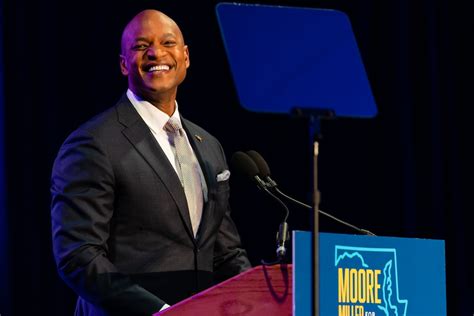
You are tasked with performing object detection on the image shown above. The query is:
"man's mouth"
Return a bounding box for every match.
[146,64,171,72]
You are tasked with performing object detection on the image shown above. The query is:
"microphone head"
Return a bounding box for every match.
[231,151,260,180]
[246,150,271,177]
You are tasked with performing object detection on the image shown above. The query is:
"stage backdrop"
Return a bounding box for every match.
[0,0,9,314]
[1,0,473,315]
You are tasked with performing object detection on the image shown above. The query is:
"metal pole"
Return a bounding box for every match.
[312,140,320,316]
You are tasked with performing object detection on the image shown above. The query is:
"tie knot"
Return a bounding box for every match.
[165,118,182,134]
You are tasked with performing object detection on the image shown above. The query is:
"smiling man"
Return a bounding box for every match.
[120,10,189,115]
[51,9,250,316]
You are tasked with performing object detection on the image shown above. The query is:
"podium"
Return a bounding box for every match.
[155,232,446,316]
[154,264,292,315]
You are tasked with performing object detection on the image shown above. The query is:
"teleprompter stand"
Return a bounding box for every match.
[216,3,377,315]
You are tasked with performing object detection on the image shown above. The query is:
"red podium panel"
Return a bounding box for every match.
[154,264,292,316]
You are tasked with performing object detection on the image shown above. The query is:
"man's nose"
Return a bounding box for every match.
[146,45,166,59]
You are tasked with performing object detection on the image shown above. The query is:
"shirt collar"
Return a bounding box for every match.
[126,89,183,134]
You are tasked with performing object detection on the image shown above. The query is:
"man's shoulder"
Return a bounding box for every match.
[59,95,134,148]
[78,106,119,133]
[72,95,131,137]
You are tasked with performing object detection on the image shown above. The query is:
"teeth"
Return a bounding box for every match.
[149,65,170,72]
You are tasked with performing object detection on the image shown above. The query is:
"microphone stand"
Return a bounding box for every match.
[259,183,291,266]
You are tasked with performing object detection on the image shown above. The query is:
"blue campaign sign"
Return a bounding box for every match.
[293,232,447,316]
[216,3,377,118]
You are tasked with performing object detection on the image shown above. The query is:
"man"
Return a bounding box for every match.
[51,9,251,316]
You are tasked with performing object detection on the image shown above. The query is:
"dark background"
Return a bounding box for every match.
[1,0,473,315]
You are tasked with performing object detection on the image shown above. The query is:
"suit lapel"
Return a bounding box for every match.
[115,96,195,242]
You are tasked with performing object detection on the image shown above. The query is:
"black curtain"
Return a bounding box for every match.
[1,0,473,315]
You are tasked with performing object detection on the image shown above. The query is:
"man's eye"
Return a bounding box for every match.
[163,41,176,47]
[132,44,148,50]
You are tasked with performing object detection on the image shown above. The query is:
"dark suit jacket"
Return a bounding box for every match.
[51,95,251,316]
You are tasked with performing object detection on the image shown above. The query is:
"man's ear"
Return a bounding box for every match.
[119,55,129,75]
[184,45,190,69]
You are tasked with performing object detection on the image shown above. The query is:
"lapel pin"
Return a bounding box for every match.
[194,134,203,142]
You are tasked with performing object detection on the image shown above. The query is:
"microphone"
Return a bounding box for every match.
[245,150,376,236]
[230,151,268,190]
[246,150,277,187]
[231,151,291,260]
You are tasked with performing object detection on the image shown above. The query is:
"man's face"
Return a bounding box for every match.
[120,11,189,100]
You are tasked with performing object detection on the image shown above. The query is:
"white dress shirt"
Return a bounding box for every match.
[126,89,208,202]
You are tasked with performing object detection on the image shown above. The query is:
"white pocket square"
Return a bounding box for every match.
[216,170,231,182]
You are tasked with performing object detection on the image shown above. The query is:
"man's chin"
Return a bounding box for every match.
[140,85,177,98]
